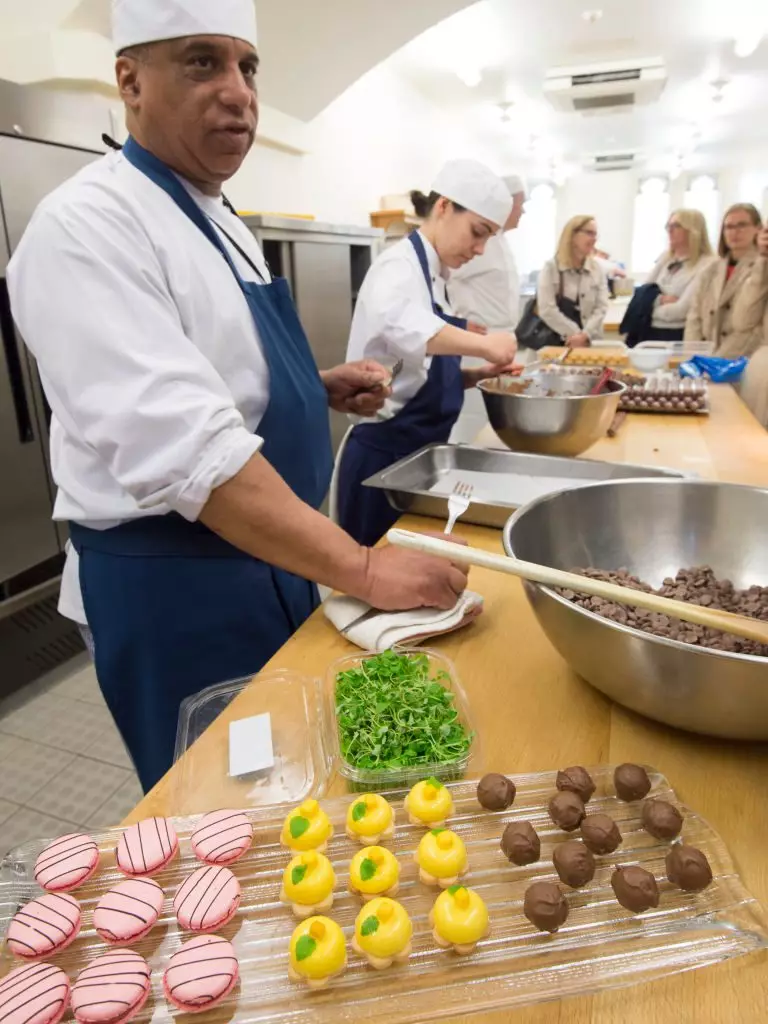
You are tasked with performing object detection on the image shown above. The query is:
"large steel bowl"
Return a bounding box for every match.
[503,479,768,740]
[479,372,626,456]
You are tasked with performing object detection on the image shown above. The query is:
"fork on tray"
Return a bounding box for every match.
[445,481,474,535]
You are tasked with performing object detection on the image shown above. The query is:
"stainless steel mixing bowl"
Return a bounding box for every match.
[503,479,768,740]
[479,372,626,456]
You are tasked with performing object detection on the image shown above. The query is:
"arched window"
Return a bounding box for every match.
[684,175,721,254]
[509,182,557,281]
[631,177,670,273]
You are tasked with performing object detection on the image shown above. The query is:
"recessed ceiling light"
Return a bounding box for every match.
[582,9,604,23]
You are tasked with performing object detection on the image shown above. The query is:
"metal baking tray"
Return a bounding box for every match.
[363,445,688,529]
[1,768,765,1024]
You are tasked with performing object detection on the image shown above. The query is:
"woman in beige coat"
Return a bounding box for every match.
[737,224,768,427]
[685,204,767,358]
[537,215,610,347]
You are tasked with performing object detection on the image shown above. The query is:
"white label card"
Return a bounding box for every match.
[229,713,275,777]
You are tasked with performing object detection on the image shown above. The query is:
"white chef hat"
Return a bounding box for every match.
[432,160,512,229]
[504,173,527,197]
[113,0,258,54]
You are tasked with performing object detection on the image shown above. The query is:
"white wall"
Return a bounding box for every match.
[226,63,499,225]
[555,170,638,266]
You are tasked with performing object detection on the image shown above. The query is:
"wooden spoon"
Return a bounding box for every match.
[387,529,768,647]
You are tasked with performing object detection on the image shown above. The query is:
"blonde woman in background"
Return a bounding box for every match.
[736,223,768,427]
[646,209,717,341]
[536,215,609,347]
[685,204,767,357]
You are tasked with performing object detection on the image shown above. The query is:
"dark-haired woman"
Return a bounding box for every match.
[336,160,518,546]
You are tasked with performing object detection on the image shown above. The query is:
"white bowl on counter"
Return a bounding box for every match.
[628,342,675,373]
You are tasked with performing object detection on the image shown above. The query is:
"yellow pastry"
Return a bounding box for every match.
[280,799,333,853]
[352,898,413,970]
[280,851,336,919]
[404,778,454,827]
[416,829,468,888]
[430,885,490,955]
[345,794,395,846]
[288,916,347,989]
[349,846,400,902]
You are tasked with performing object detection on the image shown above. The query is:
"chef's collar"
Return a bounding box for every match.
[417,230,450,281]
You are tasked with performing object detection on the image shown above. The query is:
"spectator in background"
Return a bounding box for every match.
[449,174,526,335]
[594,248,627,297]
[645,209,716,341]
[736,223,768,428]
[536,215,609,347]
[685,204,767,358]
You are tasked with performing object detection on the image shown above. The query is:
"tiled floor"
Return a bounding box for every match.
[0,655,143,861]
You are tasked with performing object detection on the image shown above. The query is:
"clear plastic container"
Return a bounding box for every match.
[323,647,479,791]
[172,669,331,817]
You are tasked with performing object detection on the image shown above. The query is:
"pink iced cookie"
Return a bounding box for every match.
[94,878,165,946]
[173,865,241,933]
[164,935,239,1014]
[0,963,71,1024]
[115,818,178,877]
[7,893,81,961]
[191,810,253,866]
[71,949,151,1024]
[34,834,99,893]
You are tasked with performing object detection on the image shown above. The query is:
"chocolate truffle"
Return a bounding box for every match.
[666,845,713,893]
[614,764,652,802]
[556,767,596,804]
[477,773,517,812]
[553,841,596,889]
[642,799,683,840]
[501,822,540,866]
[523,881,569,933]
[581,814,622,855]
[611,866,660,913]
[548,791,586,832]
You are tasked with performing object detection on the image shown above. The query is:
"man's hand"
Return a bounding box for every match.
[363,542,470,611]
[321,360,392,416]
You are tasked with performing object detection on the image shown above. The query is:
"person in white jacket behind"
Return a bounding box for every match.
[645,209,717,341]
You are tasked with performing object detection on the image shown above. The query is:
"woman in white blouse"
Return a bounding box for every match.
[646,209,716,341]
[536,215,610,347]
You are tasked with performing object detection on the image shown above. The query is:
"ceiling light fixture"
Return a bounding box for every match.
[456,66,482,88]
[734,35,762,58]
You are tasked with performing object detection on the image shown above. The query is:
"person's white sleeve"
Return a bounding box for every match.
[8,200,262,522]
[360,258,446,360]
[537,262,580,338]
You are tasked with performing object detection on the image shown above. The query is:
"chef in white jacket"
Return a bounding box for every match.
[449,174,526,333]
[7,0,469,792]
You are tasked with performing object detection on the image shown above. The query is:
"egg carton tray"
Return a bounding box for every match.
[619,373,710,416]
[1,766,766,1024]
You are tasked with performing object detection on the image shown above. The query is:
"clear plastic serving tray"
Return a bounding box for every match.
[2,766,766,1023]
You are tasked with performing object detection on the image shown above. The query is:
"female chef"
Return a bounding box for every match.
[337,160,519,546]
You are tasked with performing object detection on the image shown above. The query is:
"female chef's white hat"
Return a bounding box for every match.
[432,160,513,230]
[112,0,258,54]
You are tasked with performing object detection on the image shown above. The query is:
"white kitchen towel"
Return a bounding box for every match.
[323,591,484,652]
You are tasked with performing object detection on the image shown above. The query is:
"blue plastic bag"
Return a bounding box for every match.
[679,355,748,383]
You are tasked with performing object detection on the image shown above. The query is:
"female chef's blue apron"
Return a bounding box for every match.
[69,137,333,792]
[337,231,466,546]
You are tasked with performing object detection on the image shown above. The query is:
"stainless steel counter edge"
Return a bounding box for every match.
[240,214,383,238]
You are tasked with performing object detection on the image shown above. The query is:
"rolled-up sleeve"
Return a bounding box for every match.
[355,257,446,363]
[8,198,261,522]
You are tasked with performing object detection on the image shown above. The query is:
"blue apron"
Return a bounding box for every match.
[70,137,333,792]
[337,231,466,546]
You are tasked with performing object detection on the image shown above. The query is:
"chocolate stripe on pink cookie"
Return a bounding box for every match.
[174,866,241,933]
[7,894,81,961]
[94,878,164,946]
[191,811,253,866]
[34,835,99,893]
[0,962,70,1024]
[71,950,150,1024]
[116,818,178,877]
[163,935,239,1013]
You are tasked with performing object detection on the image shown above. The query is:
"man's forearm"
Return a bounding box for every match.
[199,452,371,599]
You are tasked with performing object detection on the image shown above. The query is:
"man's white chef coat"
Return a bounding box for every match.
[449,233,520,332]
[346,231,453,422]
[7,150,274,623]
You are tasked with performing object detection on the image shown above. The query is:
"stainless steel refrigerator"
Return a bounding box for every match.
[0,80,111,694]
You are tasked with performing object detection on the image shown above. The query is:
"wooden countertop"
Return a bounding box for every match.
[128,385,768,1023]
